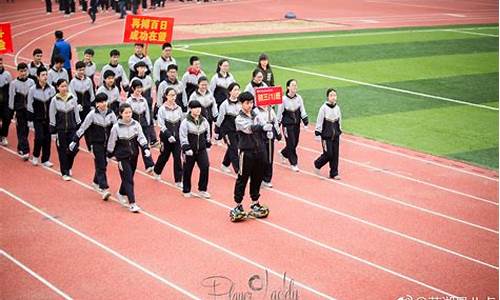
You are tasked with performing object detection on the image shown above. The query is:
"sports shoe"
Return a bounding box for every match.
[129,203,141,213]
[92,182,100,191]
[101,189,111,201]
[249,202,269,218]
[62,175,71,181]
[198,191,211,199]
[152,172,161,181]
[221,164,231,173]
[21,153,29,161]
[116,192,128,205]
[313,167,321,176]
[31,157,39,166]
[175,182,183,189]
[230,204,246,222]
[279,152,287,164]
[291,165,299,172]
[261,181,273,188]
[0,137,8,146]
[42,161,54,168]
[330,175,341,180]
[183,192,192,198]
[145,166,154,174]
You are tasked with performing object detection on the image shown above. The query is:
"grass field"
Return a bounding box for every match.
[79,24,499,169]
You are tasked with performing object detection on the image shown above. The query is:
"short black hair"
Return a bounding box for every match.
[134,43,144,48]
[75,61,86,70]
[167,64,178,72]
[227,82,240,93]
[103,70,115,79]
[55,78,67,88]
[130,79,143,90]
[197,76,208,84]
[163,87,177,99]
[84,48,95,56]
[109,49,120,57]
[17,62,28,70]
[326,88,337,97]
[119,103,132,115]
[238,91,254,103]
[252,68,263,78]
[54,55,65,64]
[36,66,48,76]
[94,93,108,103]
[189,56,200,65]
[33,48,43,56]
[55,30,63,39]
[162,42,172,50]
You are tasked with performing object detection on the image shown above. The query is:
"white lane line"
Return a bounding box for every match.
[443,28,499,37]
[0,147,336,300]
[0,188,201,300]
[0,248,73,300]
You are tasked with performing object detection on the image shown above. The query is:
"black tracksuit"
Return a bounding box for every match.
[107,119,149,203]
[214,98,241,173]
[75,108,117,189]
[179,114,211,193]
[9,77,36,155]
[233,110,268,203]
[314,102,342,178]
[154,103,184,182]
[126,95,155,169]
[27,82,56,163]
[49,93,81,176]
[277,93,308,166]
[254,106,280,183]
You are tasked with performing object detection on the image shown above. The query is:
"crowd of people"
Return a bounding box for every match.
[0,30,342,221]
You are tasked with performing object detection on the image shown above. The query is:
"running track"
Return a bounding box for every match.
[0,1,498,299]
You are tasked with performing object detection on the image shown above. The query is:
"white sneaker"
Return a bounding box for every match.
[42,161,54,168]
[152,172,161,181]
[198,191,211,199]
[21,153,29,161]
[92,183,100,191]
[314,167,321,176]
[116,192,128,205]
[221,164,231,173]
[62,175,71,181]
[262,181,273,188]
[291,165,299,172]
[145,166,154,174]
[129,203,141,213]
[0,137,8,146]
[279,152,287,164]
[183,192,192,198]
[101,189,111,201]
[31,157,39,166]
[175,182,183,189]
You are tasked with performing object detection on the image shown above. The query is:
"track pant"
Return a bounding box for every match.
[222,132,239,173]
[234,150,266,203]
[0,99,12,138]
[154,138,182,183]
[118,153,138,203]
[45,0,52,12]
[263,138,274,183]
[14,109,30,155]
[314,137,340,178]
[79,106,92,150]
[56,130,77,176]
[146,98,157,144]
[33,120,51,163]
[140,124,155,169]
[182,150,209,193]
[280,124,300,166]
[91,143,109,189]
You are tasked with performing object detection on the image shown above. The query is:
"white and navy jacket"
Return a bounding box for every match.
[107,119,148,160]
[315,102,342,139]
[181,70,206,99]
[235,110,266,152]
[253,106,280,140]
[49,93,81,132]
[244,81,267,97]
[179,114,211,153]
[188,90,218,123]
[69,75,95,108]
[153,56,176,84]
[8,77,35,111]
[47,67,69,88]
[157,103,184,141]
[128,54,153,77]
[130,75,153,102]
[75,107,117,145]
[126,95,151,127]
[209,72,235,105]
[277,93,308,126]
[27,82,56,121]
[96,84,121,115]
[157,78,187,111]
[0,68,12,105]
[85,61,96,80]
[101,63,129,89]
[215,98,241,137]
[28,61,46,80]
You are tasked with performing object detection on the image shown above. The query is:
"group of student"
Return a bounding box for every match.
[0,42,342,221]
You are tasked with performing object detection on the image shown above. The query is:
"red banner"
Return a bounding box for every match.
[255,86,283,107]
[0,23,14,54]
[123,15,174,44]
